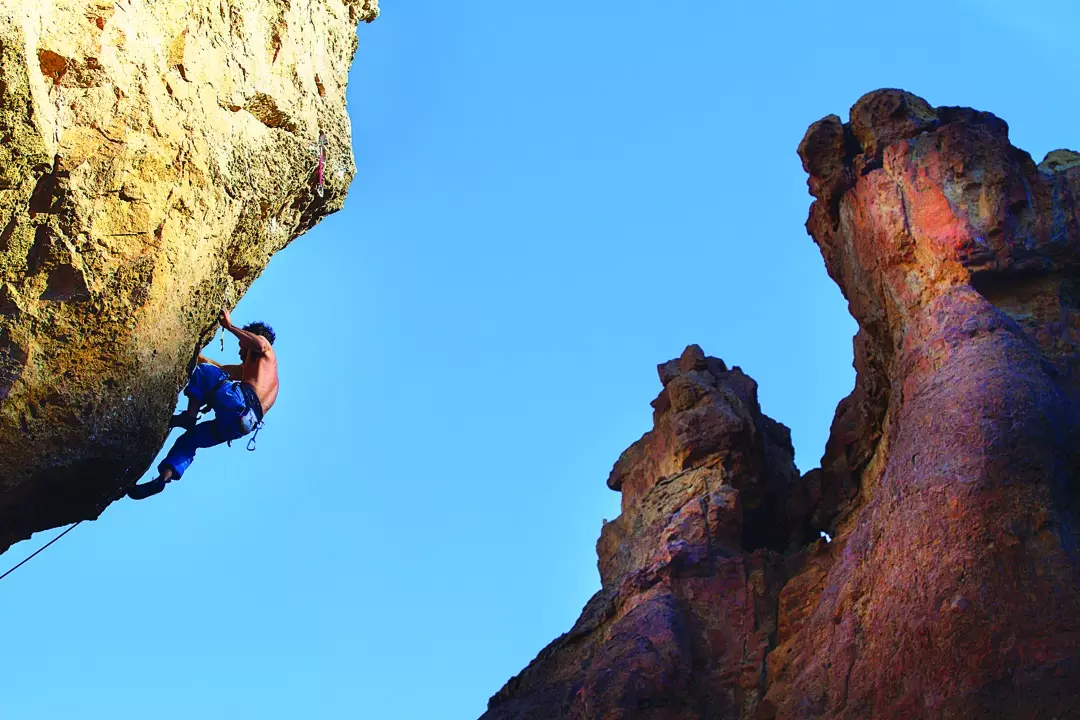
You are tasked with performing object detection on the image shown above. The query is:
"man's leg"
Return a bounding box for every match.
[170,364,229,430]
[161,419,233,479]
[181,394,201,419]
[128,419,238,499]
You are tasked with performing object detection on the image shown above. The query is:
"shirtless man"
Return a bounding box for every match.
[128,308,278,500]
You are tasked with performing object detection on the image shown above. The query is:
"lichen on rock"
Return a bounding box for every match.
[0,0,377,552]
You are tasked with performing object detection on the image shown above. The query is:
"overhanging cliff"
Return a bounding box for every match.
[0,0,377,553]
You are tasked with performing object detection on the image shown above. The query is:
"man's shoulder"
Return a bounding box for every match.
[256,348,278,369]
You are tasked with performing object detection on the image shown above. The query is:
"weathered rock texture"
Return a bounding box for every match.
[485,344,810,719]
[0,0,377,552]
[483,91,1080,719]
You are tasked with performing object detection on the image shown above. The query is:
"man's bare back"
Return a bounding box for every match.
[239,341,279,413]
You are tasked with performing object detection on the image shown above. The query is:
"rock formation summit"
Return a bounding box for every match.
[483,90,1080,719]
[0,0,377,552]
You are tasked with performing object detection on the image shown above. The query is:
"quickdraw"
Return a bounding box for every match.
[53,87,65,146]
[247,420,264,451]
[315,131,328,198]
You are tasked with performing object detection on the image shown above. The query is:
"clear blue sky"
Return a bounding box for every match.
[2,2,1078,718]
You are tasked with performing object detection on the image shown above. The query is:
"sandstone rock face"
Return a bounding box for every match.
[484,91,1080,719]
[0,0,377,552]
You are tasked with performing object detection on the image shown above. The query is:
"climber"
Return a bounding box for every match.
[127,308,279,500]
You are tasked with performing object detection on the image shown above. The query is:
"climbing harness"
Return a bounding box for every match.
[315,131,328,198]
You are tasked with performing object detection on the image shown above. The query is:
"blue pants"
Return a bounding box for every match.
[161,363,258,479]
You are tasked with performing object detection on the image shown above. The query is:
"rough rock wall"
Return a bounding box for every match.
[0,0,377,553]
[483,91,1080,719]
[483,345,814,719]
[766,90,1080,719]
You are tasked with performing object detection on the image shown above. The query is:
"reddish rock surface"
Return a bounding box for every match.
[483,345,808,720]
[482,90,1080,719]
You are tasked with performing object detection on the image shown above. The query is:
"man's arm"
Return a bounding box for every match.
[220,308,272,355]
[198,353,242,379]
[219,363,244,380]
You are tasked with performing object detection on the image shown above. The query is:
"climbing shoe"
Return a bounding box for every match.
[127,478,167,500]
[169,413,197,431]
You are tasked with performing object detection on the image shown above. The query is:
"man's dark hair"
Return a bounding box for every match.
[243,321,276,345]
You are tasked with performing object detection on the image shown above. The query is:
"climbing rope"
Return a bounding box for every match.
[0,395,263,584]
[0,469,141,585]
[0,521,84,584]
[1,413,264,581]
